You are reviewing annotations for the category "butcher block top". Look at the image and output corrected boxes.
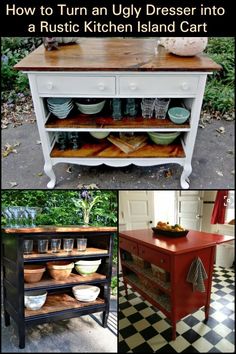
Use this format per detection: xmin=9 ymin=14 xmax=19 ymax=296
xmin=119 ymin=229 xmax=234 ymax=255
xmin=2 ymin=225 xmax=117 ymax=234
xmin=14 ymin=38 xmax=221 ymax=72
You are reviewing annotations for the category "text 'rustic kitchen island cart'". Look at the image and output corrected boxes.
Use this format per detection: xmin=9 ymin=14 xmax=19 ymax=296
xmin=14 ymin=38 xmax=221 ymax=189
xmin=119 ymin=228 xmax=234 ymax=340
xmin=2 ymin=226 xmax=116 ymax=348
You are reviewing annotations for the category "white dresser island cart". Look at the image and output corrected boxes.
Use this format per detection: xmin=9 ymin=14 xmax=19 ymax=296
xmin=15 ymin=38 xmax=221 ymax=189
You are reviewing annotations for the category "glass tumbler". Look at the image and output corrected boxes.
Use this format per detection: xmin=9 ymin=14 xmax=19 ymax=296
xmin=141 ymin=98 xmax=155 ymax=119
xmin=37 ymin=239 xmax=49 ymax=254
xmin=51 ymin=239 xmax=61 ymax=253
xmin=154 ymin=98 xmax=170 ymax=119
xmin=24 ymin=240 xmax=33 ymax=254
xmin=63 ymin=238 xmax=74 ymax=252
xmin=77 ymin=238 xmax=87 ymax=251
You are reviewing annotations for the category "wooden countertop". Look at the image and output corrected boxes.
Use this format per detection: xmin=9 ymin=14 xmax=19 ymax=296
xmin=119 ymin=229 xmax=234 ymax=255
xmin=14 ymin=38 xmax=221 ymax=72
xmin=2 ymin=225 xmax=117 ymax=234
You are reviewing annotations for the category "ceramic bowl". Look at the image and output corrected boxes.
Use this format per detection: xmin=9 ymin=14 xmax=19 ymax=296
xmin=148 ymin=132 xmax=180 ymax=145
xmin=24 ymin=290 xmax=47 ymax=311
xmin=75 ymin=100 xmax=106 ymax=114
xmin=168 ymin=107 xmax=190 ymax=124
xmin=72 ymin=285 xmax=100 ymax=302
xmin=46 ymin=261 xmax=74 ymax=280
xmin=89 ymin=131 xmax=110 ymax=139
xmin=24 ymin=265 xmax=46 ymax=283
xmin=74 ymin=259 xmax=101 ymax=276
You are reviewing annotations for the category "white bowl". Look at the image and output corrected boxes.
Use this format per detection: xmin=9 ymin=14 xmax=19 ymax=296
xmin=89 ymin=131 xmax=110 ymax=139
xmin=76 ymin=100 xmax=106 ymax=114
xmin=24 ymin=290 xmax=47 ymax=311
xmin=74 ymin=259 xmax=101 ymax=276
xmin=72 ymin=285 xmax=100 ymax=302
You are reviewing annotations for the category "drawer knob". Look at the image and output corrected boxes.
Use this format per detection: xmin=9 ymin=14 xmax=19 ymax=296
xmin=129 ymin=83 xmax=137 ymax=91
xmin=98 ymin=83 xmax=105 ymax=91
xmin=47 ymin=82 xmax=54 ymax=90
xmin=160 ymin=259 xmax=164 ymax=263
xmin=181 ymin=82 xmax=189 ymax=91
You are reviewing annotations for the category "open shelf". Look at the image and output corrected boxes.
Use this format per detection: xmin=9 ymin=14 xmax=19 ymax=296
xmin=24 ymin=247 xmax=108 ymax=261
xmin=45 ymin=113 xmax=190 ymax=131
xmin=50 ymin=139 xmax=185 ymax=159
xmin=24 ymin=293 xmax=105 ymax=318
xmin=24 ymin=272 xmax=106 ymax=290
xmin=124 ymin=273 xmax=171 ymax=314
xmin=122 ymin=260 xmax=171 ymax=294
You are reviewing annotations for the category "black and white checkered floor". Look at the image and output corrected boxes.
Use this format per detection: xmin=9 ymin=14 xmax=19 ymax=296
xmin=119 ymin=266 xmax=234 ymax=353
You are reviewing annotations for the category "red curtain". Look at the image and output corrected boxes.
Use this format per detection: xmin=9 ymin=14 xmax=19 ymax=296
xmin=211 ymin=190 xmax=229 ymax=224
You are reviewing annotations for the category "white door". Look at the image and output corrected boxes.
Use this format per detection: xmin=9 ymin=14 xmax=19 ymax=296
xmin=177 ymin=191 xmax=204 ymax=231
xmin=119 ymin=191 xmax=155 ymax=230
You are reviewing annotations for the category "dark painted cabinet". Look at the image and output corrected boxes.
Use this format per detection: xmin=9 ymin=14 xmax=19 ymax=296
xmin=2 ymin=226 xmax=116 ymax=348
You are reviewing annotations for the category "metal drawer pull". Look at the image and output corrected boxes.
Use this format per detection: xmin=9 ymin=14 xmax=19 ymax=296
xmin=129 ymin=83 xmax=137 ymax=91
xmin=98 ymin=83 xmax=105 ymax=91
xmin=181 ymin=82 xmax=189 ymax=91
xmin=46 ymin=82 xmax=54 ymax=90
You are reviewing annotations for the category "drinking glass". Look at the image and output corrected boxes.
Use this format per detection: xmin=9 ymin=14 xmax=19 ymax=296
xmin=63 ymin=239 xmax=74 ymax=252
xmin=8 ymin=206 xmax=21 ymax=228
xmin=125 ymin=98 xmax=137 ymax=118
xmin=141 ymin=98 xmax=155 ymax=119
xmin=18 ymin=207 xmax=29 ymax=227
xmin=51 ymin=239 xmax=61 ymax=253
xmin=38 ymin=239 xmax=49 ymax=254
xmin=154 ymin=98 xmax=170 ymax=119
xmin=24 ymin=240 xmax=33 ymax=254
xmin=26 ymin=207 xmax=41 ymax=227
xmin=77 ymin=238 xmax=87 ymax=251
xmin=112 ymin=98 xmax=122 ymax=120
xmin=2 ymin=207 xmax=14 ymax=228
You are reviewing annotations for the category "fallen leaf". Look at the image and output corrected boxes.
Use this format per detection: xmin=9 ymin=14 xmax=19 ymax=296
xmin=8 ymin=182 xmax=18 ymax=188
xmin=227 ymin=150 xmax=234 ymax=155
xmin=216 ymin=170 xmax=224 ymax=177
xmin=216 ymin=127 xmax=225 ymax=134
xmin=76 ymin=183 xmax=99 ymax=189
xmin=66 ymin=166 xmax=73 ymax=174
xmin=37 ymin=172 xmax=43 ymax=177
xmin=2 ymin=142 xmax=20 ymax=157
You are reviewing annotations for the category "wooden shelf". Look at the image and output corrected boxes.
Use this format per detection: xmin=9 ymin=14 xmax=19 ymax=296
xmin=124 ymin=273 xmax=171 ymax=314
xmin=25 ymin=293 xmax=105 ymax=318
xmin=45 ymin=113 xmax=190 ymax=131
xmin=24 ymin=272 xmax=106 ymax=290
xmin=50 ymin=140 xmax=185 ymax=158
xmin=23 ymin=247 xmax=108 ymax=260
xmin=122 ymin=260 xmax=170 ymax=294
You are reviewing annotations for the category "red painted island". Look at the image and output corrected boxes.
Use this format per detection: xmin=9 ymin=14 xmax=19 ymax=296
xmin=119 ymin=229 xmax=234 ymax=340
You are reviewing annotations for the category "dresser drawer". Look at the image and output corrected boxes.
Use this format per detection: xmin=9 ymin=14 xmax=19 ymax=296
xmin=36 ymin=75 xmax=116 ymax=96
xmin=138 ymin=245 xmax=170 ymax=271
xmin=119 ymin=237 xmax=138 ymax=256
xmin=119 ymin=75 xmax=199 ymax=96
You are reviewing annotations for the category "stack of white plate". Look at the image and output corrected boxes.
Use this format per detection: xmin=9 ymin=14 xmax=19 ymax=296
xmin=47 ymin=98 xmax=74 ymax=119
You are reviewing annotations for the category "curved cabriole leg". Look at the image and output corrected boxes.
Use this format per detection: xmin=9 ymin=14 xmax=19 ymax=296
xmin=44 ymin=162 xmax=56 ymax=189
xmin=180 ymin=163 xmax=192 ymax=189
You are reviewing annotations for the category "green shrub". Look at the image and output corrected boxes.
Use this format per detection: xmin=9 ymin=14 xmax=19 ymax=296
xmin=1 ymin=190 xmax=118 ymax=227
xmin=204 ymin=37 xmax=235 ymax=113
xmin=1 ymin=37 xmax=42 ymax=100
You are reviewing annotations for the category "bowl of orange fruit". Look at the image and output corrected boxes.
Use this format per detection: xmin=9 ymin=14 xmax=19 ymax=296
xmin=152 ymin=221 xmax=189 ymax=237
